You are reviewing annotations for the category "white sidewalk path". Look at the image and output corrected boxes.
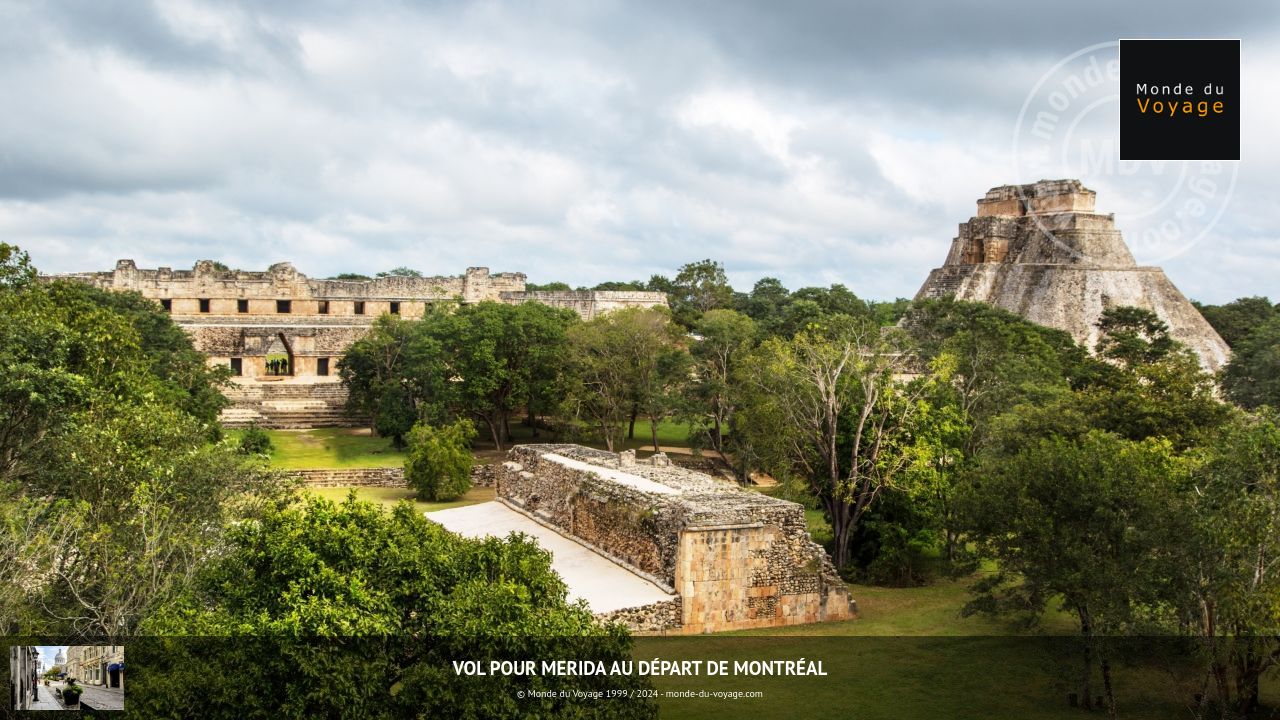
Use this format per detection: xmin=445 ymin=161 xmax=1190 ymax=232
xmin=426 ymin=501 xmax=673 ymax=614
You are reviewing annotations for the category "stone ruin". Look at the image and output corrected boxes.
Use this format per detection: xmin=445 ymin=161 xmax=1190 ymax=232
xmin=914 ymin=179 xmax=1230 ymax=371
xmin=493 ymin=444 xmax=855 ymax=634
xmin=46 ymin=261 xmax=668 ymax=428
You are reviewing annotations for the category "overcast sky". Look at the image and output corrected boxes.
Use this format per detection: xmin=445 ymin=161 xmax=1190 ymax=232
xmin=3 ymin=1 xmax=1277 ymax=302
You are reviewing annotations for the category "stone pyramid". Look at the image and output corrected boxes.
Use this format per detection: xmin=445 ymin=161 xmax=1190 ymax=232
xmin=914 ymin=179 xmax=1229 ymax=371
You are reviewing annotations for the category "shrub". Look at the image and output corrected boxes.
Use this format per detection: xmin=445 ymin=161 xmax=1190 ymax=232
xmin=238 ymin=423 xmax=273 ymax=456
xmin=62 ymin=682 xmax=83 ymax=705
xmin=404 ymin=419 xmax=476 ymax=501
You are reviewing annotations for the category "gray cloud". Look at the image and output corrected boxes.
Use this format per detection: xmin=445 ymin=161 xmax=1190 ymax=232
xmin=3 ymin=0 xmax=1276 ymax=302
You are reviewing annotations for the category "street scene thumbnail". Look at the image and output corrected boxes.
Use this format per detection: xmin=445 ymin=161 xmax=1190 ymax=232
xmin=10 ymin=645 xmax=124 ymax=711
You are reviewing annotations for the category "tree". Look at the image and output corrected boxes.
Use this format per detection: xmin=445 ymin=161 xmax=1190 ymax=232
xmin=376 ymin=266 xmax=423 ymax=278
xmin=404 ymin=419 xmax=476 ymax=501
xmin=1161 ymin=410 xmax=1280 ymax=716
xmin=1195 ymin=296 xmax=1278 ymax=348
xmin=339 ymin=315 xmax=422 ymax=444
xmin=526 ymin=281 xmax=572 ymax=291
xmin=687 ymin=309 xmax=756 ymax=459
xmin=0 ymin=243 xmax=283 ymax=639
xmin=341 ymin=303 xmax=577 ymax=450
xmin=1221 ymin=314 xmax=1280 ymax=410
xmin=742 ymin=277 xmax=791 ymax=337
xmin=138 ymin=495 xmax=655 ymax=719
xmin=736 ymin=315 xmax=932 ymax=570
xmin=563 ymin=308 xmax=683 ymax=452
xmin=433 ymin=302 xmax=577 ymax=449
xmin=666 ymin=259 xmax=734 ymax=327
xmin=960 ymin=430 xmax=1181 ymax=715
xmin=330 ymin=272 xmax=372 ymax=280
xmin=1095 ymin=306 xmax=1176 ymax=368
xmin=1083 ymin=307 xmax=1228 ymax=450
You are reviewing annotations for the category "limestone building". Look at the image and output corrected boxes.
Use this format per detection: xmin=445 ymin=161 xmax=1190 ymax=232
xmin=9 ymin=645 xmax=40 ymax=710
xmin=914 ymin=180 xmax=1230 ymax=371
xmin=51 ymin=261 xmax=667 ymax=427
xmin=61 ymin=646 xmax=124 ymax=689
xmin=429 ymin=444 xmax=856 ymax=634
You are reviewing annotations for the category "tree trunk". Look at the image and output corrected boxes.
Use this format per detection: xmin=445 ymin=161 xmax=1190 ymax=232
xmin=527 ymin=404 xmax=539 ymax=438
xmin=486 ymin=418 xmax=503 ymax=451
xmin=502 ymin=411 xmax=511 ymax=445
xmin=826 ymin=496 xmax=853 ymax=571
xmin=1101 ymin=654 xmax=1116 ymax=720
xmin=628 ymin=405 xmax=638 ymax=440
xmin=650 ymin=418 xmax=660 ymax=454
xmin=1079 ymin=606 xmax=1095 ymax=711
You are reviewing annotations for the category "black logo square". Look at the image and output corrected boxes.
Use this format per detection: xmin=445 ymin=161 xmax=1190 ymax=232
xmin=1120 ymin=39 xmax=1240 ymax=160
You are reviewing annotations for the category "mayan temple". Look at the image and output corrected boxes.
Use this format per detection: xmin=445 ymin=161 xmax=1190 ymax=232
xmin=914 ymin=179 xmax=1230 ymax=371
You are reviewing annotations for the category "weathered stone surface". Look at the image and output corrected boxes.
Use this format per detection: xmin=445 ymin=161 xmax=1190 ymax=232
xmin=914 ymin=180 xmax=1230 ymax=372
xmin=495 ymin=444 xmax=854 ymax=634
xmin=47 ymin=260 xmax=668 ymax=428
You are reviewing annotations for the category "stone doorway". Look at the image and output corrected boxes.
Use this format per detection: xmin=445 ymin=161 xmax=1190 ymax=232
xmin=265 ymin=333 xmax=294 ymax=376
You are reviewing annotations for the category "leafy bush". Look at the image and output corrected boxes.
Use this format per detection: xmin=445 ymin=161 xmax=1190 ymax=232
xmin=404 ymin=419 xmax=477 ymax=501
xmin=238 ymin=423 xmax=273 ymax=456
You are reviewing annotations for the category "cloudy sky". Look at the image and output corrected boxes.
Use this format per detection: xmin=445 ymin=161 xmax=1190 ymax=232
xmin=2 ymin=0 xmax=1276 ymax=302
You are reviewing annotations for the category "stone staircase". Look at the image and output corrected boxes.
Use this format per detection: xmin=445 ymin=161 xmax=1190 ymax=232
xmin=219 ymin=381 xmax=368 ymax=429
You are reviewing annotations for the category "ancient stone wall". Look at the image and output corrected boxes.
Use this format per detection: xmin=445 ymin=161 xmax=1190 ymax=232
xmin=48 ymin=261 xmax=669 ymax=392
xmin=496 ymin=444 xmax=854 ymax=634
xmin=287 ymin=467 xmax=406 ymax=487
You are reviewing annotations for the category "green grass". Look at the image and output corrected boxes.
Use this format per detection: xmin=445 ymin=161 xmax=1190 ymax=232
xmin=232 ymin=428 xmax=406 ymax=470
xmin=239 ymin=419 xmax=699 ymax=471
xmin=306 ymin=485 xmax=495 ymax=514
xmin=643 ymin=575 xmax=1269 ymax=719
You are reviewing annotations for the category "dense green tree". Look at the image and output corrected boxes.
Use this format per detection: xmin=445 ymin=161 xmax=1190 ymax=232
xmin=1082 ymin=308 xmax=1228 ymax=450
xmin=562 ymin=307 xmax=683 ymax=451
xmin=526 ymin=281 xmax=572 ymax=291
xmin=961 ymin=430 xmax=1183 ymax=714
xmin=1221 ymin=314 xmax=1280 ymax=410
xmin=0 ymin=244 xmax=281 ymax=638
xmin=1162 ymin=410 xmax=1280 ymax=716
xmin=665 ymin=259 xmax=734 ymax=327
xmin=340 ymin=302 xmax=576 ymax=449
xmin=140 ymin=495 xmax=654 ymax=719
xmin=742 ymin=277 xmax=791 ymax=336
xmin=330 ymin=272 xmax=373 ymax=280
xmin=339 ymin=315 xmax=422 ymax=443
xmin=404 ymin=419 xmax=477 ymax=501
xmin=687 ymin=309 xmax=757 ymax=459
xmin=1195 ymin=296 xmax=1278 ymax=348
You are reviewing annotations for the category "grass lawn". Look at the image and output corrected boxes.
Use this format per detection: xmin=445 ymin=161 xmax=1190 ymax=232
xmin=231 ymin=427 xmax=406 ymax=470
xmin=252 ymin=419 xmax=699 ymax=470
xmin=306 ymin=485 xmax=495 ymax=514
xmin=643 ymin=574 xmax=1265 ymax=719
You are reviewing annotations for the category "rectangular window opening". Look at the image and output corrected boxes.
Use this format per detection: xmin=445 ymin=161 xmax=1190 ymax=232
xmin=230 ymin=358 xmax=243 ymax=376
xmin=318 ymin=300 xmax=330 ymax=315
xmin=354 ymin=301 xmax=365 ymax=315
xmin=199 ymin=298 xmax=210 ymax=313
xmin=277 ymin=299 xmax=292 ymax=314
xmin=389 ymin=301 xmax=400 ymax=315
xmin=317 ymin=358 xmax=330 ymax=376
xmin=237 ymin=299 xmax=249 ymax=313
